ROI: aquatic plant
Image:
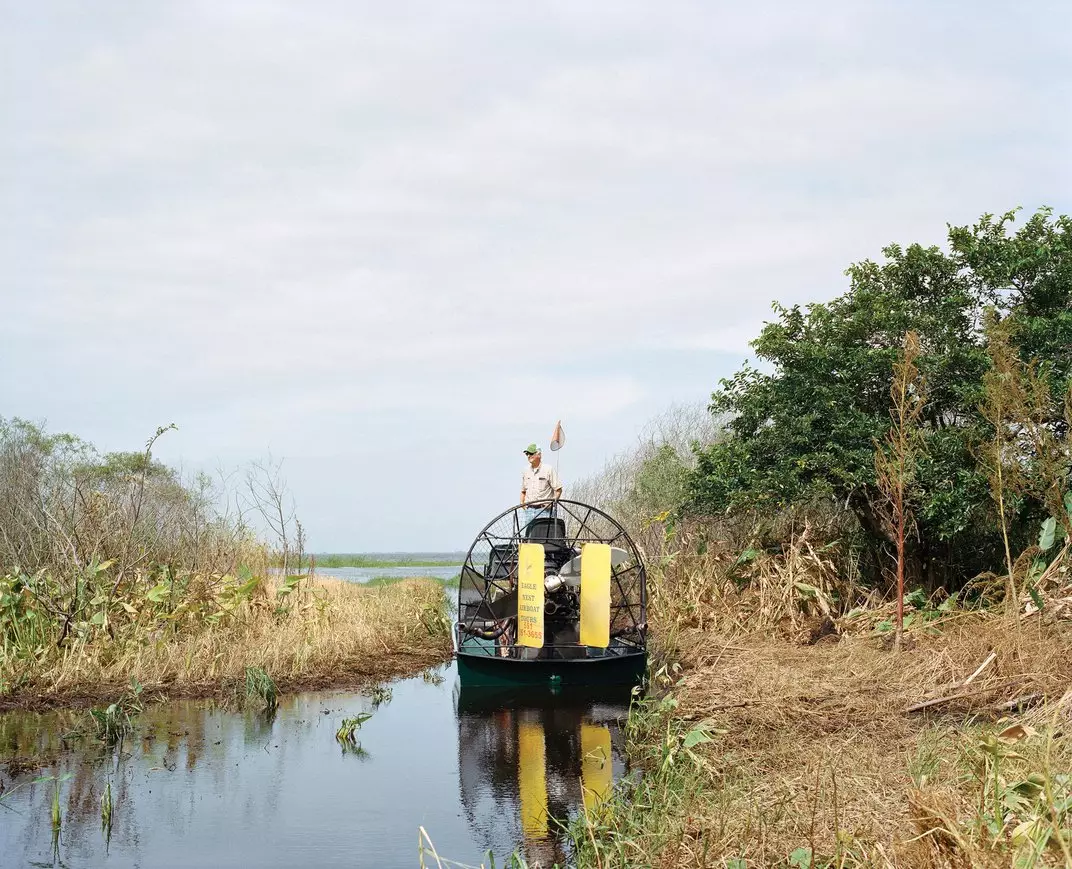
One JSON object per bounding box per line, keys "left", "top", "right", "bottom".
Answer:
{"left": 367, "top": 684, "right": 392, "bottom": 707}
{"left": 335, "top": 712, "right": 372, "bottom": 744}
{"left": 243, "top": 666, "right": 278, "bottom": 711}
{"left": 418, "top": 827, "right": 530, "bottom": 869}
{"left": 100, "top": 780, "right": 113, "bottom": 840}
{"left": 89, "top": 678, "right": 143, "bottom": 745}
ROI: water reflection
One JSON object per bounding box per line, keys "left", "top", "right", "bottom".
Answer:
{"left": 455, "top": 684, "right": 630, "bottom": 868}
{"left": 0, "top": 665, "right": 630, "bottom": 867}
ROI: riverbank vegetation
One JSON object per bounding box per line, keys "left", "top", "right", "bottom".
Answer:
{"left": 570, "top": 207, "right": 1072, "bottom": 867}
{"left": 303, "top": 553, "right": 464, "bottom": 569}
{"left": 0, "top": 419, "right": 451, "bottom": 709}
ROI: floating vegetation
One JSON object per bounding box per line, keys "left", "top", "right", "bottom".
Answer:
{"left": 421, "top": 668, "right": 445, "bottom": 686}
{"left": 368, "top": 684, "right": 393, "bottom": 707}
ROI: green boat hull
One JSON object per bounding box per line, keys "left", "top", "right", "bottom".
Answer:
{"left": 456, "top": 650, "right": 646, "bottom": 689}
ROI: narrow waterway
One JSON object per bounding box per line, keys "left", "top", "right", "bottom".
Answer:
{"left": 0, "top": 663, "right": 631, "bottom": 868}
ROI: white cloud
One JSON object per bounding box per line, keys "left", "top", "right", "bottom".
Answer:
{"left": 2, "top": 0, "right": 1069, "bottom": 548}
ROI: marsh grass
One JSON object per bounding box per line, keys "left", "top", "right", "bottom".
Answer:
{"left": 359, "top": 573, "right": 461, "bottom": 589}
{"left": 566, "top": 525, "right": 1072, "bottom": 868}
{"left": 417, "top": 826, "right": 531, "bottom": 869}
{"left": 243, "top": 666, "right": 278, "bottom": 711}
{"left": 89, "top": 678, "right": 143, "bottom": 745}
{"left": 306, "top": 554, "right": 463, "bottom": 569}
{"left": 3, "top": 576, "right": 451, "bottom": 706}
{"left": 571, "top": 603, "right": 1072, "bottom": 867}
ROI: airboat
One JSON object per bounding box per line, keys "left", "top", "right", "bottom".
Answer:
{"left": 454, "top": 499, "right": 648, "bottom": 688}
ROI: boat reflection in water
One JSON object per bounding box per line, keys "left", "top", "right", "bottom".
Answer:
{"left": 454, "top": 682, "right": 632, "bottom": 867}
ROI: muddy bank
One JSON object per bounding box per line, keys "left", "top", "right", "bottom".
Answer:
{"left": 0, "top": 648, "right": 452, "bottom": 714}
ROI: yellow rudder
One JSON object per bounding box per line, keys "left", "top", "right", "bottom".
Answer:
{"left": 517, "top": 542, "right": 545, "bottom": 648}
{"left": 579, "top": 542, "right": 611, "bottom": 648}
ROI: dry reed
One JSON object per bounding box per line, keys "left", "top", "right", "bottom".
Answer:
{"left": 575, "top": 533, "right": 1072, "bottom": 868}
{"left": 1, "top": 576, "right": 451, "bottom": 709}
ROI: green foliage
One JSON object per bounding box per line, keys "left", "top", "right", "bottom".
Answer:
{"left": 367, "top": 684, "right": 393, "bottom": 707}
{"left": 89, "top": 678, "right": 144, "bottom": 745}
{"left": 298, "top": 554, "right": 462, "bottom": 569}
{"left": 336, "top": 711, "right": 375, "bottom": 745}
{"left": 688, "top": 208, "right": 1072, "bottom": 590}
{"left": 101, "top": 779, "right": 113, "bottom": 840}
{"left": 243, "top": 666, "right": 278, "bottom": 711}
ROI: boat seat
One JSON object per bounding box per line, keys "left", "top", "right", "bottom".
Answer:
{"left": 524, "top": 516, "right": 574, "bottom": 568}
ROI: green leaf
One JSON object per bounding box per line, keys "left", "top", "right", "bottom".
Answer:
{"left": 1064, "top": 491, "right": 1072, "bottom": 523}
{"left": 89, "top": 611, "right": 107, "bottom": 626}
{"left": 682, "top": 727, "right": 714, "bottom": 749}
{"left": 734, "top": 547, "right": 759, "bottom": 567}
{"left": 905, "top": 588, "right": 928, "bottom": 609}
{"left": 1039, "top": 517, "right": 1057, "bottom": 551}
{"left": 146, "top": 583, "right": 171, "bottom": 603}
{"left": 789, "top": 847, "right": 812, "bottom": 868}
{"left": 876, "top": 620, "right": 893, "bottom": 633}
{"left": 1027, "top": 584, "right": 1045, "bottom": 612}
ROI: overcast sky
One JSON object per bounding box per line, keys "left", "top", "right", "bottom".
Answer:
{"left": 2, "top": 2, "right": 1069, "bottom": 552}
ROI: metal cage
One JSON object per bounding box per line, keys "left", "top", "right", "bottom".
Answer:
{"left": 455, "top": 500, "right": 647, "bottom": 682}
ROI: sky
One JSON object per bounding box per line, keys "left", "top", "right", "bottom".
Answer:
{"left": 2, "top": 2, "right": 1070, "bottom": 552}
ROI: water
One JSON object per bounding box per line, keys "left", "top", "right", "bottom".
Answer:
{"left": 0, "top": 663, "right": 631, "bottom": 868}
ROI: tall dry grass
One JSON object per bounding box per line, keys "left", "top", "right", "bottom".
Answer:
{"left": 568, "top": 525, "right": 1072, "bottom": 868}
{"left": 2, "top": 576, "right": 451, "bottom": 706}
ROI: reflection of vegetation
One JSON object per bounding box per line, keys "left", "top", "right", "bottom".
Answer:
{"left": 421, "top": 668, "right": 445, "bottom": 686}
{"left": 100, "top": 779, "right": 113, "bottom": 842}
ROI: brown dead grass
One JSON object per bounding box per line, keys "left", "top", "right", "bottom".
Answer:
{"left": 577, "top": 523, "right": 1072, "bottom": 868}
{"left": 0, "top": 576, "right": 452, "bottom": 712}
{"left": 616, "top": 611, "right": 1071, "bottom": 868}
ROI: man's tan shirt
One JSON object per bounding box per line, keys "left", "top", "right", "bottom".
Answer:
{"left": 521, "top": 463, "right": 561, "bottom": 503}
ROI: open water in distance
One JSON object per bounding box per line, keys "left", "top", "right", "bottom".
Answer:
{"left": 0, "top": 663, "right": 630, "bottom": 868}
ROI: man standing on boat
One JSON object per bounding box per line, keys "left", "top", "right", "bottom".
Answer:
{"left": 520, "top": 443, "right": 562, "bottom": 529}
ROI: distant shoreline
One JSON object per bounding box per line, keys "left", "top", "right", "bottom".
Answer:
{"left": 307, "top": 553, "right": 464, "bottom": 569}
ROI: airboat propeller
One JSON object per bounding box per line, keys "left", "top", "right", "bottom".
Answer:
{"left": 454, "top": 499, "right": 648, "bottom": 688}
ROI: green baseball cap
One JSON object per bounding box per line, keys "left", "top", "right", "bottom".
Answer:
{"left": 523, "top": 443, "right": 540, "bottom": 454}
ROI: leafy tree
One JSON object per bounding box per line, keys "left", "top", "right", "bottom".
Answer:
{"left": 688, "top": 208, "right": 1071, "bottom": 590}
